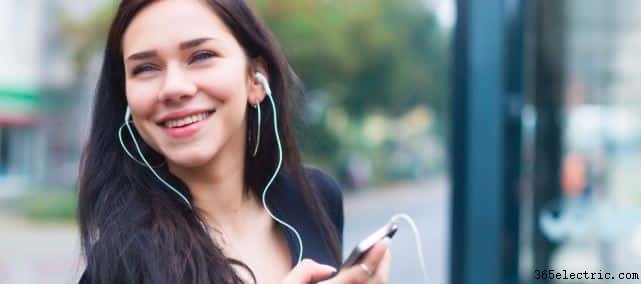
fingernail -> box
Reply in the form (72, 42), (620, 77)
(382, 236), (392, 246)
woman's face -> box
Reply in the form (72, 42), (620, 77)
(122, 0), (264, 169)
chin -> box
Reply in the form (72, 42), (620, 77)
(165, 148), (217, 169)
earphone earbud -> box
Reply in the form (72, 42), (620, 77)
(125, 106), (132, 121)
(255, 72), (272, 96)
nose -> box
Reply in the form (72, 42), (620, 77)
(157, 64), (197, 104)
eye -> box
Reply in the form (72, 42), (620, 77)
(132, 64), (158, 76)
(189, 51), (216, 64)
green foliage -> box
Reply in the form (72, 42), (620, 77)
(255, 0), (449, 117)
(254, 0), (450, 180)
(58, 2), (118, 77)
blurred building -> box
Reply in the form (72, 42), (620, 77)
(0, 1), (48, 196)
(0, 1), (103, 197)
(559, 0), (641, 278)
(567, 0), (641, 106)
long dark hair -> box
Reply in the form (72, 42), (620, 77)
(78, 1), (340, 283)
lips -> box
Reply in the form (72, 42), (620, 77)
(162, 111), (213, 128)
(157, 110), (215, 139)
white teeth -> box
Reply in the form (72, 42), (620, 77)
(164, 112), (210, 128)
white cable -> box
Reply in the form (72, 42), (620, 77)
(118, 122), (165, 168)
(119, 122), (145, 166)
(258, 76), (304, 265)
(389, 213), (429, 284)
(122, 108), (193, 209)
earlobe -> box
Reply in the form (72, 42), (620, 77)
(248, 82), (266, 106)
(248, 77), (269, 107)
(247, 59), (270, 104)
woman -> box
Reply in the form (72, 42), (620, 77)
(77, 0), (391, 283)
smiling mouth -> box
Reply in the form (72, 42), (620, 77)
(161, 111), (214, 128)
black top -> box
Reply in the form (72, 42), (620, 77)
(79, 167), (344, 283)
(267, 167), (344, 267)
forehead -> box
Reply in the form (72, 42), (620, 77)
(122, 0), (236, 56)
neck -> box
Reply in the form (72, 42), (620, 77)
(167, 123), (259, 234)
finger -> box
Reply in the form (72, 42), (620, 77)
(361, 237), (391, 274)
(324, 238), (392, 284)
(282, 259), (336, 284)
(319, 266), (368, 284)
(375, 249), (392, 282)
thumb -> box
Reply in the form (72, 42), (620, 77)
(282, 259), (337, 284)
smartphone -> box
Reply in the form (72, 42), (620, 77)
(341, 221), (398, 268)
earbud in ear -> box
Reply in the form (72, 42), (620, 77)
(125, 106), (132, 122)
(254, 72), (272, 96)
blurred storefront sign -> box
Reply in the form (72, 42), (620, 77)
(0, 88), (40, 126)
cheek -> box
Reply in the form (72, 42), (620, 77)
(194, 61), (250, 103)
(124, 82), (163, 148)
(125, 81), (159, 117)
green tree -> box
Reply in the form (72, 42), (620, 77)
(58, 3), (117, 78)
(254, 0), (449, 172)
(255, 0), (449, 117)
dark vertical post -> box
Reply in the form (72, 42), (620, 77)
(450, 0), (525, 284)
(451, 0), (523, 283)
(449, 0), (469, 282)
(504, 0), (525, 283)
(463, 0), (505, 280)
(530, 1), (565, 283)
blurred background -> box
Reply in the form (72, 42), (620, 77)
(0, 0), (640, 283)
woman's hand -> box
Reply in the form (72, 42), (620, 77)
(282, 259), (337, 284)
(282, 237), (392, 284)
(320, 237), (391, 284)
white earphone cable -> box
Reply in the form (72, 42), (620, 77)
(123, 109), (193, 209)
(389, 213), (429, 284)
(256, 73), (304, 265)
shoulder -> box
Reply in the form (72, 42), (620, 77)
(303, 166), (343, 208)
(302, 166), (344, 239)
(275, 166), (344, 242)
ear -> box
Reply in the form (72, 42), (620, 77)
(247, 58), (269, 106)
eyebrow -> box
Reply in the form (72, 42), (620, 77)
(126, 37), (214, 61)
